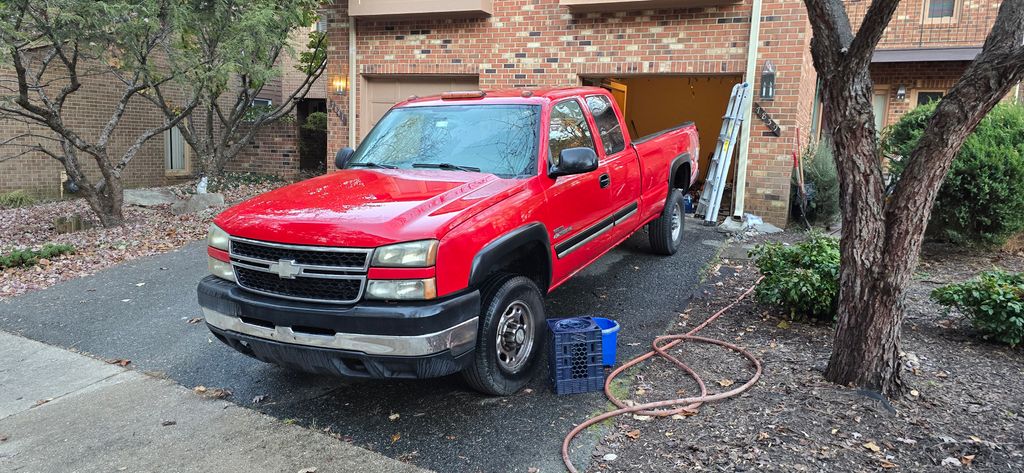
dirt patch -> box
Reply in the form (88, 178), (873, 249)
(0, 180), (281, 300)
(585, 236), (1024, 472)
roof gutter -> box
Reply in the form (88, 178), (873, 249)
(349, 16), (357, 148)
(731, 0), (763, 219)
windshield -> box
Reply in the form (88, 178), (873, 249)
(347, 104), (541, 178)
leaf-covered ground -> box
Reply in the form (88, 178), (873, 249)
(585, 233), (1024, 472)
(0, 180), (282, 301)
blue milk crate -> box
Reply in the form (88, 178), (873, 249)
(547, 317), (605, 395)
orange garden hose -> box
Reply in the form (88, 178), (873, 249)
(561, 277), (765, 473)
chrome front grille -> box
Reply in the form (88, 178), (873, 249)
(228, 237), (372, 304)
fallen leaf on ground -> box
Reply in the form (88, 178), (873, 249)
(961, 455), (975, 465)
(528, 468), (540, 473)
(252, 395), (266, 404)
(107, 359), (131, 367)
(0, 435), (8, 442)
(777, 320), (791, 329)
(388, 413), (400, 421)
(193, 385), (207, 394)
(186, 317), (203, 324)
(863, 441), (881, 452)
(632, 414), (652, 421)
(603, 453), (618, 461)
(625, 429), (641, 440)
(941, 457), (960, 467)
(135, 282), (146, 287)
(880, 460), (897, 469)
(391, 433), (401, 443)
(718, 379), (735, 387)
(757, 432), (770, 441)
(671, 410), (698, 420)
(33, 399), (51, 407)
(297, 468), (317, 473)
(160, 420), (176, 427)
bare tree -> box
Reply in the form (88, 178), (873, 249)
(141, 0), (327, 182)
(803, 0), (1024, 396)
(0, 0), (195, 226)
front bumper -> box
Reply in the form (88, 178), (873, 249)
(197, 276), (480, 379)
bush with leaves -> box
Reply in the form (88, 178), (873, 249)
(932, 271), (1024, 347)
(0, 244), (75, 269)
(750, 233), (840, 321)
(884, 103), (1024, 247)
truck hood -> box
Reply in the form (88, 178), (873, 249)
(215, 169), (527, 247)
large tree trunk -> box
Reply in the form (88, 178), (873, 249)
(803, 0), (1024, 397)
(82, 179), (125, 228)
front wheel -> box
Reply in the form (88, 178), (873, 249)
(462, 275), (546, 396)
(648, 189), (685, 255)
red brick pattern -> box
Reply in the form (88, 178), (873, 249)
(846, 0), (999, 50)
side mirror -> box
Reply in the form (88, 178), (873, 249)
(549, 147), (599, 178)
(335, 147), (355, 169)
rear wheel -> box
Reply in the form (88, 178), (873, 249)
(462, 275), (546, 395)
(648, 189), (685, 255)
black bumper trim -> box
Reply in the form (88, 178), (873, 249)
(197, 276), (480, 336)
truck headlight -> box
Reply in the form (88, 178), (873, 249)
(371, 240), (438, 267)
(365, 278), (437, 300)
(208, 223), (230, 251)
(208, 257), (235, 282)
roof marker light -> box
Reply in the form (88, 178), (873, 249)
(441, 90), (487, 100)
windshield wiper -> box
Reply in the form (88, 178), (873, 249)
(412, 163), (482, 172)
(348, 162), (397, 169)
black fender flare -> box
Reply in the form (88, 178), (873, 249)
(669, 152), (693, 191)
(468, 223), (552, 288)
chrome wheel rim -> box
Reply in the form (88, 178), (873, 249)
(495, 300), (534, 373)
(670, 203), (683, 242)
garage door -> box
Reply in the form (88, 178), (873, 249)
(362, 76), (479, 140)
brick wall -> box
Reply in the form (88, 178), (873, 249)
(228, 120), (302, 179)
(846, 0), (999, 49)
(870, 61), (970, 128)
(324, 0), (816, 226)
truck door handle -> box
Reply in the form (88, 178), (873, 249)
(599, 174), (611, 188)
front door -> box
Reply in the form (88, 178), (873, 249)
(543, 98), (609, 284)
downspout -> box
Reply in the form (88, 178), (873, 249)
(731, 0), (763, 219)
(348, 16), (357, 149)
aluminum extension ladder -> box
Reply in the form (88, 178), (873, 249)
(695, 82), (751, 226)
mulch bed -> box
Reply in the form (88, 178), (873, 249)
(0, 180), (282, 301)
(586, 232), (1024, 472)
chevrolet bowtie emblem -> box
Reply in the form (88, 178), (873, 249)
(268, 259), (302, 279)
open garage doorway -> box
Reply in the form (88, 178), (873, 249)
(581, 74), (743, 194)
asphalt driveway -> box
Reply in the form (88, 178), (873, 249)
(0, 220), (722, 473)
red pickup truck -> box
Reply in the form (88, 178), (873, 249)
(199, 87), (698, 395)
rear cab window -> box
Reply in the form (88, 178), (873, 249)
(548, 99), (597, 166)
(585, 95), (626, 156)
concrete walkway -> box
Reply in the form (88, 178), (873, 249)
(0, 331), (428, 473)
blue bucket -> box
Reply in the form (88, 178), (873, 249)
(591, 317), (620, 367)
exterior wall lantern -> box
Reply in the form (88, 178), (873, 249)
(896, 85), (907, 101)
(760, 60), (776, 101)
(330, 76), (349, 126)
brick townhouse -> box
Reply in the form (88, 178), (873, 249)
(321, 0), (1005, 226)
(0, 26), (327, 197)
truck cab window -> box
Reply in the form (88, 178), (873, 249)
(586, 95), (626, 155)
(548, 99), (595, 165)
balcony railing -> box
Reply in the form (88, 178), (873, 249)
(348, 0), (492, 18)
(559, 0), (741, 12)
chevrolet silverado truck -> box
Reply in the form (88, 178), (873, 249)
(199, 87), (698, 395)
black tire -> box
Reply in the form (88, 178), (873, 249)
(648, 189), (685, 255)
(462, 275), (546, 396)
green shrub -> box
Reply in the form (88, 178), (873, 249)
(302, 111), (328, 132)
(884, 102), (1024, 247)
(932, 271), (1024, 347)
(750, 233), (840, 321)
(0, 244), (75, 269)
(0, 190), (37, 209)
(792, 140), (840, 227)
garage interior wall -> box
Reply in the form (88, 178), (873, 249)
(593, 75), (742, 185)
